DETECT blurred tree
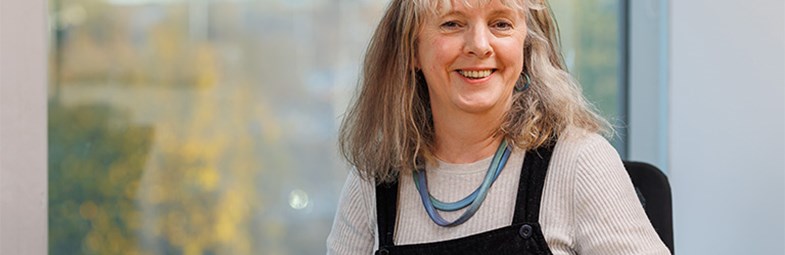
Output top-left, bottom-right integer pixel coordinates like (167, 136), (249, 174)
(48, 102), (154, 255)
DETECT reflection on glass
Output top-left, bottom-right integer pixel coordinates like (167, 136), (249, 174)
(47, 0), (622, 254)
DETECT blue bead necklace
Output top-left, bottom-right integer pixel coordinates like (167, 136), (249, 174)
(413, 140), (512, 227)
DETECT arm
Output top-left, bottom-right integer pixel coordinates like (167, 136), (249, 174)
(326, 170), (376, 255)
(572, 135), (670, 255)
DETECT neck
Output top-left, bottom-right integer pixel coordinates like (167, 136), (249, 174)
(431, 110), (506, 164)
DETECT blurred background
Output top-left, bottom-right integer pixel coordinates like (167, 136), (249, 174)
(45, 0), (625, 254)
(1, 0), (783, 254)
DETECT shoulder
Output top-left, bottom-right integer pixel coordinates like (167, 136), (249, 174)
(339, 169), (378, 215)
(552, 126), (618, 164)
(347, 168), (376, 193)
(327, 169), (378, 254)
(548, 127), (643, 220)
(548, 129), (670, 254)
(538, 127), (627, 251)
(546, 126), (629, 197)
(557, 126), (610, 147)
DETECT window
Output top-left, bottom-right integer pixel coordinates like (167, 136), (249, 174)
(47, 1), (627, 254)
(551, 0), (627, 154)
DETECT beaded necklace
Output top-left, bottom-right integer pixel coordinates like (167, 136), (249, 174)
(413, 140), (512, 227)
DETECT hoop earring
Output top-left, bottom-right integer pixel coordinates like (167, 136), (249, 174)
(515, 72), (530, 92)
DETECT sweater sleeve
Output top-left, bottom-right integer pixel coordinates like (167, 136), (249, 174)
(572, 135), (671, 255)
(326, 170), (376, 255)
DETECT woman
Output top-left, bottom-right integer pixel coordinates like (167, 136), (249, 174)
(328, 0), (670, 254)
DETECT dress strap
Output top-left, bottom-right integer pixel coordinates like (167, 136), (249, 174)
(375, 179), (399, 248)
(512, 142), (556, 224)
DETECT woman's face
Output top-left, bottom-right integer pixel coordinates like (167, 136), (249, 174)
(416, 0), (526, 117)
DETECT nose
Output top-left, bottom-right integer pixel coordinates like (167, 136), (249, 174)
(464, 25), (493, 58)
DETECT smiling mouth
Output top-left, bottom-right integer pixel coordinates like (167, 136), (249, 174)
(457, 69), (496, 79)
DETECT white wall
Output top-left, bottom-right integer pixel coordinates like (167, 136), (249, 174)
(670, 0), (785, 253)
(0, 0), (48, 254)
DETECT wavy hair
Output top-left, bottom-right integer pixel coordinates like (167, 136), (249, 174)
(339, 0), (611, 183)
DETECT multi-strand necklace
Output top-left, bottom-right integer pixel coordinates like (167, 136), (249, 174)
(413, 140), (512, 227)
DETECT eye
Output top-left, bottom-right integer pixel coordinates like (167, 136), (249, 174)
(491, 20), (514, 30)
(440, 20), (462, 30)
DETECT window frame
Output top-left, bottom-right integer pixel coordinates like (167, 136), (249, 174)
(627, 0), (670, 172)
(0, 0), (48, 253)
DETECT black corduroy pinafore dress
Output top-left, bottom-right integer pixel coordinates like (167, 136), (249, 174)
(374, 144), (556, 255)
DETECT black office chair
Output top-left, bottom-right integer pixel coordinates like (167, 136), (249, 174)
(623, 161), (674, 254)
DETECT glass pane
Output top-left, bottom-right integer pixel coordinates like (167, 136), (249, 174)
(550, 0), (625, 151)
(48, 1), (385, 254)
(48, 0), (625, 254)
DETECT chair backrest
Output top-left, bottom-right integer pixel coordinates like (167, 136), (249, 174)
(622, 161), (674, 254)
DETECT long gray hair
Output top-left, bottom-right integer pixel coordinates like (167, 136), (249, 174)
(339, 0), (610, 183)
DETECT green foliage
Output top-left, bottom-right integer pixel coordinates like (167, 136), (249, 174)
(49, 102), (153, 255)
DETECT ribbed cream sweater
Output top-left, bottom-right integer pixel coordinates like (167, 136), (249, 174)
(327, 130), (671, 254)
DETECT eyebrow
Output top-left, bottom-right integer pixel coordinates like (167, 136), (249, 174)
(438, 8), (517, 19)
(439, 10), (465, 18)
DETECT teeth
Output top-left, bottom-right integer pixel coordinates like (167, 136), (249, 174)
(459, 70), (493, 79)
